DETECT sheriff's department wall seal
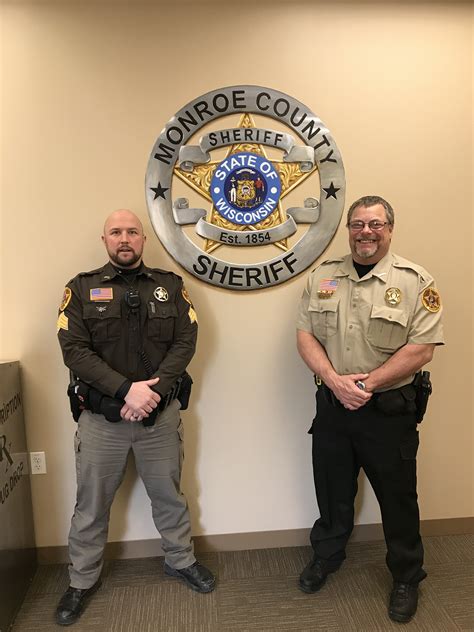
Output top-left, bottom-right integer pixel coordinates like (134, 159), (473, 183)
(146, 85), (345, 290)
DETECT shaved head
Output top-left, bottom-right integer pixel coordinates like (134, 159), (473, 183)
(102, 209), (146, 268)
(103, 209), (144, 236)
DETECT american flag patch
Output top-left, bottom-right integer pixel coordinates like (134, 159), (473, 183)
(319, 279), (338, 292)
(90, 288), (113, 301)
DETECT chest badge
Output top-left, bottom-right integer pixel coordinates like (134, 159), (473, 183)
(154, 287), (169, 302)
(422, 287), (441, 312)
(318, 278), (338, 299)
(385, 287), (402, 306)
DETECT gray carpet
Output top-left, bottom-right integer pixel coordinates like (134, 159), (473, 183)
(12, 535), (474, 631)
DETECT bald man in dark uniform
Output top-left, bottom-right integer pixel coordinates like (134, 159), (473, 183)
(55, 210), (215, 626)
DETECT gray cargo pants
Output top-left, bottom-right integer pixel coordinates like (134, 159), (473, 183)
(68, 400), (195, 588)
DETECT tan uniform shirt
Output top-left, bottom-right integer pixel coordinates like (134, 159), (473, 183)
(296, 252), (444, 389)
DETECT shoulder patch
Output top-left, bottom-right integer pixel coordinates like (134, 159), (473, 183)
(422, 287), (441, 313)
(59, 287), (72, 311)
(182, 286), (197, 324)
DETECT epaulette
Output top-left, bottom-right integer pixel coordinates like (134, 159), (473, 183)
(65, 266), (106, 285)
(148, 267), (176, 275)
(320, 256), (345, 265)
(392, 254), (431, 284)
(77, 265), (106, 277)
(147, 267), (183, 282)
(309, 256), (344, 274)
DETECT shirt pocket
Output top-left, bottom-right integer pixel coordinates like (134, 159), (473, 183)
(147, 302), (178, 342)
(308, 298), (339, 340)
(367, 305), (408, 351)
(83, 302), (122, 342)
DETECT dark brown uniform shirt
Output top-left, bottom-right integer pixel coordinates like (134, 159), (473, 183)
(57, 262), (197, 398)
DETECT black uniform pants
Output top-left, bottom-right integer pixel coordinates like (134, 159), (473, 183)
(310, 388), (427, 585)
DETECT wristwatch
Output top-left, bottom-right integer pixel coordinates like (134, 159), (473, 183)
(355, 380), (366, 391)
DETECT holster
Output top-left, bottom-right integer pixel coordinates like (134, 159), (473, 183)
(177, 371), (193, 410)
(67, 379), (90, 422)
(67, 379), (123, 423)
(412, 370), (432, 423)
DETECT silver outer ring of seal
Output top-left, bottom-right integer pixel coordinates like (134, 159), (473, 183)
(145, 85), (345, 290)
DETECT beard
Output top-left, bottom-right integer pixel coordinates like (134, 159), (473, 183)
(354, 240), (378, 259)
(109, 248), (142, 268)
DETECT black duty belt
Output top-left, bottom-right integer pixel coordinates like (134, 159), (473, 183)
(68, 372), (193, 425)
(316, 379), (419, 418)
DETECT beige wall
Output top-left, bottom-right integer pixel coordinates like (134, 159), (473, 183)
(0, 1), (472, 548)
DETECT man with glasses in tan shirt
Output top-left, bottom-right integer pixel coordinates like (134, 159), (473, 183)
(296, 195), (443, 623)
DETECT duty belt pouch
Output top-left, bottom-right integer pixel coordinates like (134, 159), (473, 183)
(88, 388), (122, 423)
(68, 380), (131, 423)
(67, 380), (91, 422)
(142, 373), (193, 428)
(99, 396), (123, 423)
(156, 372), (194, 414)
(375, 385), (416, 416)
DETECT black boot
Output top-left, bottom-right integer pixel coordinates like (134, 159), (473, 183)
(55, 580), (101, 626)
(388, 581), (419, 623)
(164, 561), (216, 593)
(298, 557), (342, 593)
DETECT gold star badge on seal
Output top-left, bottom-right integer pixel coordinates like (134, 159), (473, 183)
(385, 287), (402, 306)
(174, 113), (317, 255)
(422, 287), (441, 312)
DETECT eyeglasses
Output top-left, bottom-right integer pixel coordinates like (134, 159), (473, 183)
(348, 220), (389, 232)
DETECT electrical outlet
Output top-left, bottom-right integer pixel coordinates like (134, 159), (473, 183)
(30, 451), (47, 474)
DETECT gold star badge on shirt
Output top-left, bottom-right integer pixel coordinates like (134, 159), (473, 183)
(385, 287), (402, 306)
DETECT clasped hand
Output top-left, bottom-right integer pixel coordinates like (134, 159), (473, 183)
(330, 374), (372, 410)
(120, 378), (162, 421)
